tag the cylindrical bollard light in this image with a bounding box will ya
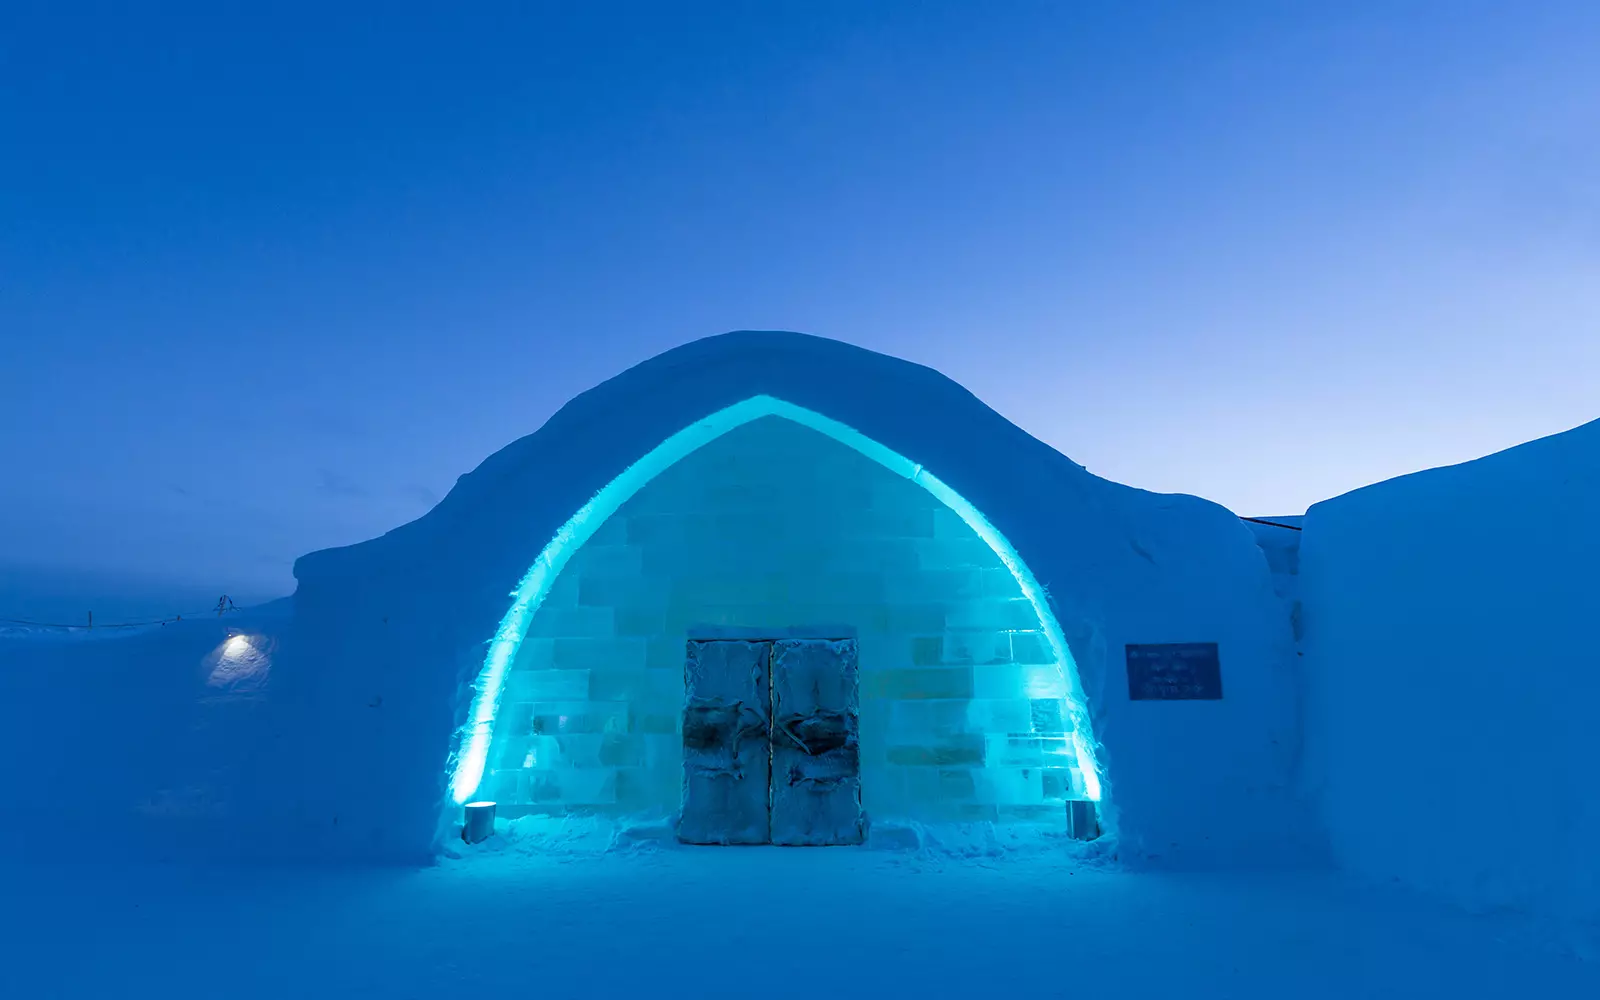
[1065,799,1100,842]
[462,801,497,844]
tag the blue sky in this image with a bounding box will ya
[2,1,1597,613]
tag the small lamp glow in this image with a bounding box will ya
[462,801,497,845]
[223,634,251,656]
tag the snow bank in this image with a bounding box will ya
[1245,516,1303,607]
[1299,417,1600,927]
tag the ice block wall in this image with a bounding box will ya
[480,416,1091,826]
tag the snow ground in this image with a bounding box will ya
[3,843,1593,999]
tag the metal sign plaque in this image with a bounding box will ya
[1125,642,1223,701]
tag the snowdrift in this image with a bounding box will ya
[1300,416,1600,926]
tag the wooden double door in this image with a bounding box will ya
[678,637,864,846]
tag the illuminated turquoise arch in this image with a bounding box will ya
[446,394,1106,808]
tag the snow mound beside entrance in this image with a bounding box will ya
[1300,416,1600,928]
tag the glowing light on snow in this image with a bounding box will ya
[207,633,271,689]
[446,394,1107,812]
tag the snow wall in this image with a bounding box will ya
[1299,416,1600,926]
[0,332,1307,866]
[1245,516,1303,609]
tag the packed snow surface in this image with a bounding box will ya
[0,843,1594,999]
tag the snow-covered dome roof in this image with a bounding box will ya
[298,330,1103,585]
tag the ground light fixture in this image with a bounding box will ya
[1066,799,1100,841]
[462,801,497,844]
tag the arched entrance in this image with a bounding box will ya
[446,396,1105,838]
